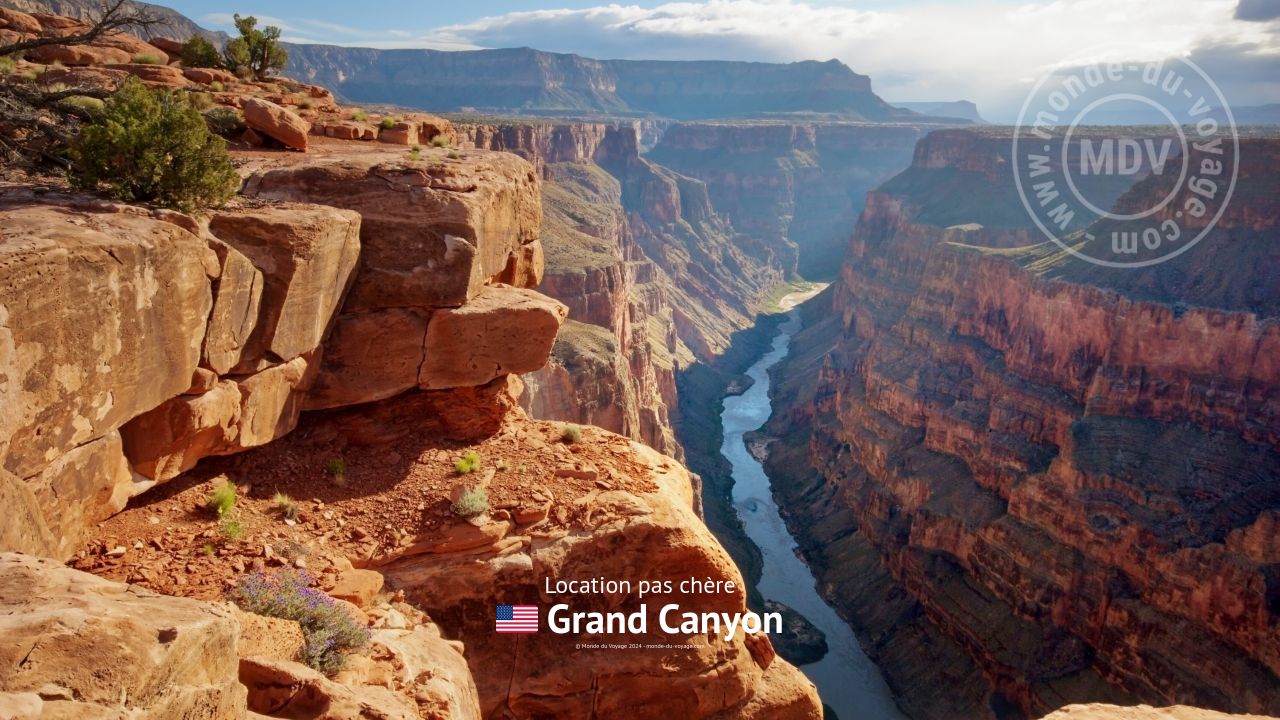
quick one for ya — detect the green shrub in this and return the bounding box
[325,457,347,486]
[0,56,16,75]
[231,569,370,674]
[454,451,481,475]
[180,35,222,69]
[379,116,396,130]
[447,150,461,160]
[131,53,164,65]
[220,517,244,541]
[69,78,239,213]
[351,109,368,122]
[203,106,242,135]
[430,134,450,147]
[189,91,214,111]
[560,424,582,444]
[452,486,489,518]
[298,98,312,110]
[223,14,287,80]
[56,95,105,117]
[207,482,237,518]
[273,492,299,520]
[408,146,421,161]
[209,80,224,92]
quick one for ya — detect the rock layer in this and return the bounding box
[766,128,1280,718]
[0,553,245,719]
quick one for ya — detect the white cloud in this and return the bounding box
[424,0,1277,120]
[200,0,1280,121]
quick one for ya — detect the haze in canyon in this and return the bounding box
[0,1,1277,720]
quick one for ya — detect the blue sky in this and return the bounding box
[163,0,1280,120]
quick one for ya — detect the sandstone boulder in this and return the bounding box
[28,43,130,66]
[0,553,245,718]
[0,8,40,34]
[240,657,418,720]
[419,284,567,389]
[148,36,186,56]
[0,200,213,482]
[26,430,139,558]
[379,120,418,146]
[328,568,385,607]
[0,470,56,558]
[184,66,238,86]
[209,204,361,371]
[104,62,190,88]
[234,607,305,662]
[371,625,483,719]
[305,308,429,410]
[379,441,823,718]
[202,239,264,375]
[121,355,314,481]
[242,97,310,151]
[37,65,128,92]
[244,154,541,310]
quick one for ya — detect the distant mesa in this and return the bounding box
[894,100,987,123]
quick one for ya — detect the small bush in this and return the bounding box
[132,53,164,65]
[560,424,582,444]
[298,98,312,110]
[351,109,368,122]
[231,569,370,674]
[430,134,450,147]
[0,56,16,75]
[220,517,244,541]
[203,106,242,135]
[325,457,347,486]
[408,147,421,161]
[379,116,396,130]
[207,482,237,518]
[70,78,239,213]
[202,542,216,557]
[454,451,480,475]
[180,35,222,69]
[273,492,299,520]
[209,80,224,92]
[189,91,214,111]
[447,150,461,160]
[57,95,105,117]
[452,486,489,518]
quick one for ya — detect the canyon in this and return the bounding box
[1,3,1277,720]
[765,127,1280,719]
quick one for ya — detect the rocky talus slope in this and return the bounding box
[0,10,822,718]
[765,128,1280,719]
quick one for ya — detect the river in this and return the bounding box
[719,294,905,720]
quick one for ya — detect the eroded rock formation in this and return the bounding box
[766,128,1280,718]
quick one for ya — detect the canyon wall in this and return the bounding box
[647,122,927,278]
[766,128,1280,719]
[457,120,795,459]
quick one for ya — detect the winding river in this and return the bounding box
[720,296,904,719]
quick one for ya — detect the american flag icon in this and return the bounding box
[496,604,539,633]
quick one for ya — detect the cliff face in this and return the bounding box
[767,128,1280,719]
[457,121,793,459]
[283,46,906,121]
[646,122,927,278]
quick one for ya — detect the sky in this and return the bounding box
[162,0,1280,121]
